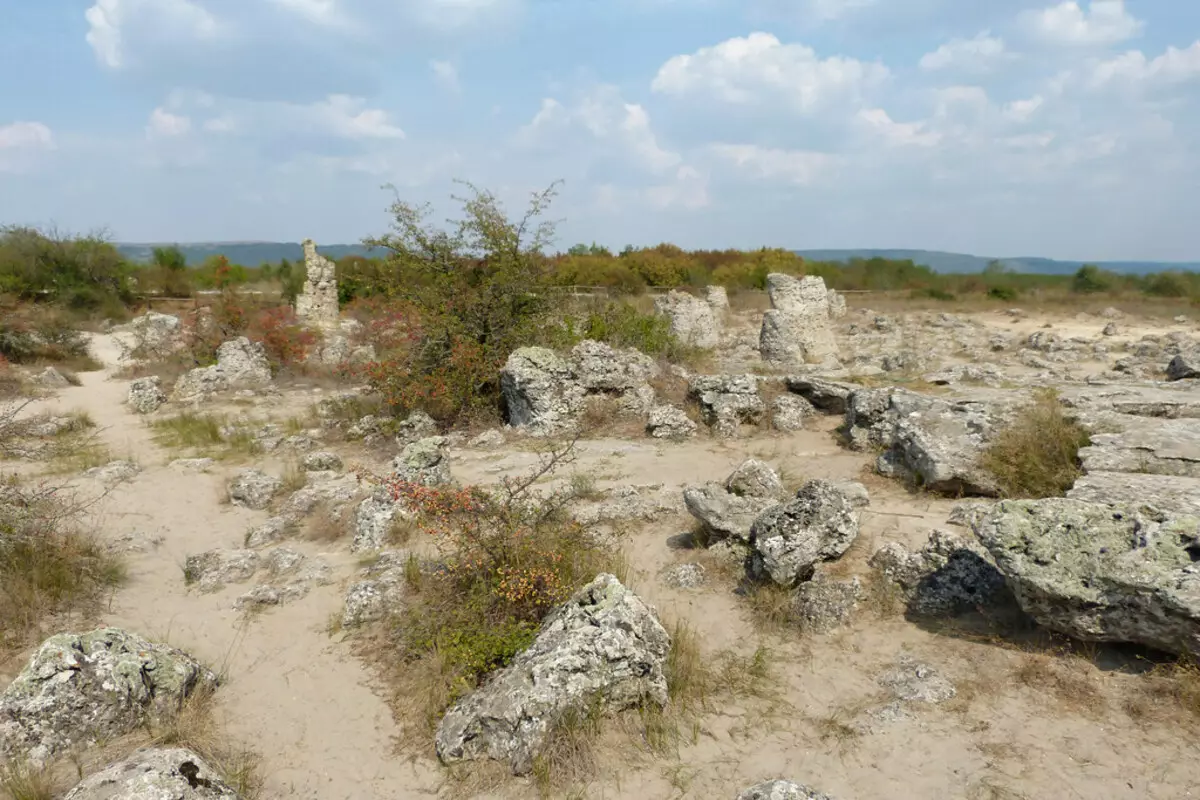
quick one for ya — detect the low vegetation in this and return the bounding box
[149,412,258,459]
[979,389,1091,499]
[0,475,125,655]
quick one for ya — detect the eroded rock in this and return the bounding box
[748,480,860,587]
[735,781,837,800]
[127,376,167,414]
[655,290,720,349]
[62,747,241,800]
[435,574,670,774]
[869,530,1008,617]
[227,469,282,510]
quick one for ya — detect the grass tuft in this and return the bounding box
[979,388,1091,499]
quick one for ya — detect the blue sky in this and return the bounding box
[0,0,1198,260]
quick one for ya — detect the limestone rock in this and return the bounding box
[705,285,730,315]
[342,551,411,628]
[227,469,282,510]
[129,312,182,357]
[391,436,451,486]
[172,338,272,400]
[869,529,1008,616]
[783,377,856,415]
[1077,416,1200,478]
[394,410,438,445]
[127,376,167,414]
[654,290,719,349]
[725,459,783,499]
[688,374,766,437]
[771,394,814,431]
[296,239,340,330]
[1067,471,1200,516]
[759,274,840,367]
[660,562,707,589]
[735,781,837,800]
[468,429,506,448]
[747,480,859,587]
[351,491,402,553]
[302,451,343,472]
[84,459,140,487]
[0,628,217,765]
[62,747,241,800]
[35,366,71,389]
[1167,353,1200,380]
[435,574,670,774]
[184,549,261,592]
[877,655,956,704]
[974,499,1200,656]
[646,404,697,440]
[684,483,778,543]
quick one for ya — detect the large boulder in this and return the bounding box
[747,480,860,587]
[844,388,1007,496]
[688,374,766,438]
[1166,353,1200,381]
[759,274,840,367]
[435,574,670,774]
[1067,471,1200,516]
[654,290,719,349]
[684,460,784,542]
[129,312,182,357]
[1076,416,1200,479]
[500,341,658,435]
[62,747,242,800]
[0,629,218,765]
[172,338,272,400]
[974,499,1200,656]
[351,491,403,553]
[646,404,698,440]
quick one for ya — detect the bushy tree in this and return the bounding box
[1072,264,1115,294]
[360,181,562,423]
[0,226,133,310]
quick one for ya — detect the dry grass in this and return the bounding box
[1008,650,1105,715]
[279,460,307,494]
[1122,658,1200,727]
[0,761,57,800]
[979,388,1091,499]
[743,582,800,633]
[149,412,259,460]
[0,482,126,657]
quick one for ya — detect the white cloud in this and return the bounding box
[1003,95,1044,122]
[312,95,405,139]
[707,143,835,185]
[857,108,942,146]
[1026,1,1143,46]
[146,107,192,138]
[651,33,888,112]
[85,0,218,68]
[411,0,519,30]
[919,31,1007,72]
[203,116,236,133]
[519,85,681,174]
[0,122,56,173]
[933,85,990,118]
[430,60,461,93]
[269,0,351,28]
[1091,41,1200,86]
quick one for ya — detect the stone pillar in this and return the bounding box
[759,273,840,367]
[296,239,340,330]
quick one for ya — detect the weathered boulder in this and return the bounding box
[705,285,730,315]
[35,366,72,389]
[84,459,141,487]
[869,529,1008,616]
[646,404,698,440]
[660,562,707,589]
[129,312,182,356]
[654,290,719,349]
[296,239,340,330]
[794,570,863,633]
[127,376,167,414]
[0,628,217,765]
[748,480,860,587]
[227,469,282,510]
[500,341,657,435]
[342,551,411,628]
[688,374,766,437]
[394,410,438,445]
[184,548,261,592]
[726,459,783,498]
[62,747,241,800]
[1168,353,1200,380]
[391,436,451,486]
[302,451,343,472]
[974,499,1200,656]
[735,781,837,800]
[771,394,814,431]
[783,377,856,415]
[759,274,840,367]
[172,338,272,400]
[844,388,1007,496]
[351,491,402,553]
[435,574,670,774]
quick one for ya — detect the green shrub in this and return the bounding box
[0,304,91,366]
[1142,271,1193,299]
[980,389,1091,498]
[987,285,1020,301]
[0,226,134,309]
[1072,264,1117,294]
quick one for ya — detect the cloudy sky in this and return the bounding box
[1,0,1198,259]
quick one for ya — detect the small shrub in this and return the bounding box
[371,439,622,739]
[979,389,1090,498]
[1072,264,1116,294]
[252,306,318,371]
[910,287,956,301]
[987,285,1019,301]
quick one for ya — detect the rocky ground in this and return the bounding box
[2,282,1199,799]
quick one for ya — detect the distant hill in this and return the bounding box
[792,249,1200,275]
[116,242,1198,276]
[116,241,384,266]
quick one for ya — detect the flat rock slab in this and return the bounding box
[1068,471,1200,516]
[1078,417,1200,478]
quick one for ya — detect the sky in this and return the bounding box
[0,0,1198,260]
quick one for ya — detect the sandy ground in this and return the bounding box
[4,313,1198,799]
